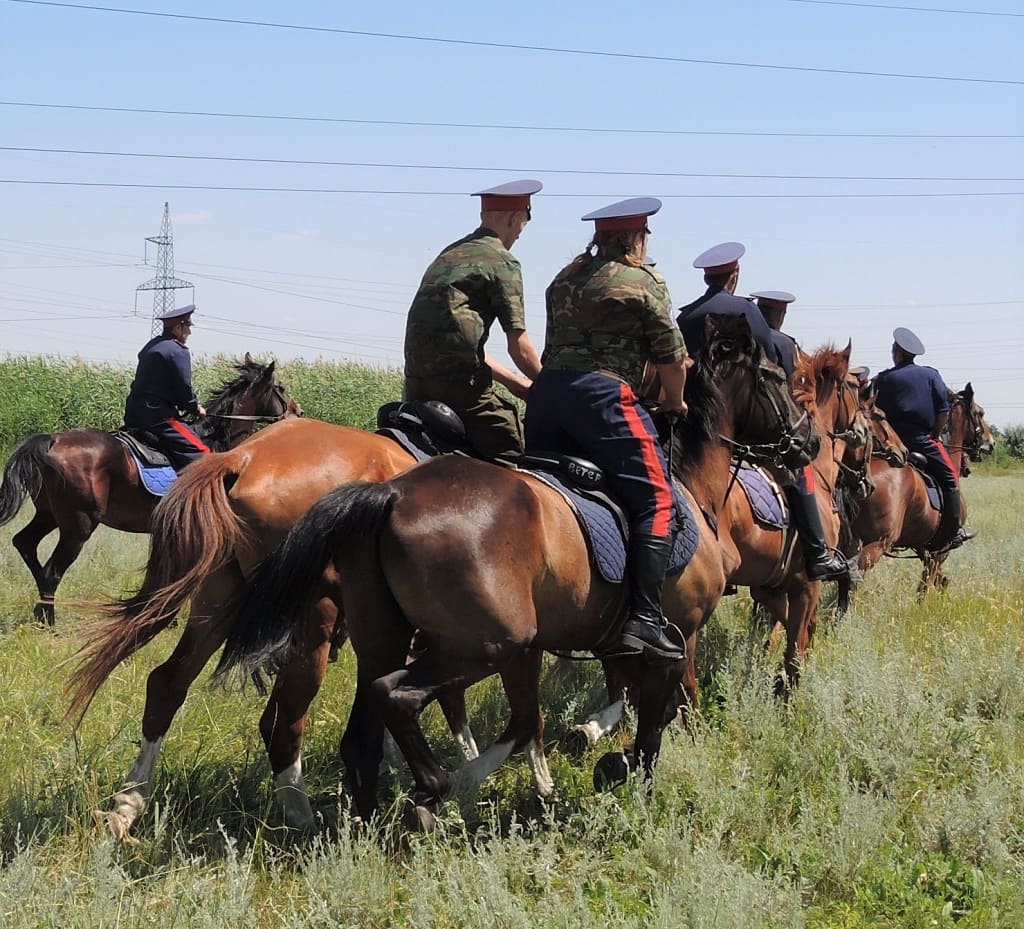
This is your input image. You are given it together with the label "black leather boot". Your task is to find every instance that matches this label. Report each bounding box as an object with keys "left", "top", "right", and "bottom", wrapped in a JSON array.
[
  {"left": 936, "top": 488, "right": 977, "bottom": 550},
  {"left": 788, "top": 487, "right": 850, "bottom": 581},
  {"left": 611, "top": 532, "right": 686, "bottom": 662}
]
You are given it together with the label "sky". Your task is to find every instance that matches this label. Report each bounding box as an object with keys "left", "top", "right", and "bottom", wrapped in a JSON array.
[{"left": 1, "top": 0, "right": 1022, "bottom": 425}]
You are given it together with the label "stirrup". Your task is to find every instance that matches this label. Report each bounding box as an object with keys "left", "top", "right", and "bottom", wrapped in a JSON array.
[{"left": 806, "top": 549, "right": 851, "bottom": 582}]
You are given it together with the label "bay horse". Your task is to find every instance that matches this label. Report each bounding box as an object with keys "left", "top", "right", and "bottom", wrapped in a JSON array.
[
  {"left": 567, "top": 346, "right": 869, "bottom": 754},
  {"left": 215, "top": 314, "right": 820, "bottom": 830},
  {"left": 840, "top": 383, "right": 990, "bottom": 600},
  {"left": 0, "top": 354, "right": 299, "bottom": 625}
]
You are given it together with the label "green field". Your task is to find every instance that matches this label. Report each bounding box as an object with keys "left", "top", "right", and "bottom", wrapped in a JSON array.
[{"left": 1, "top": 358, "right": 1023, "bottom": 927}]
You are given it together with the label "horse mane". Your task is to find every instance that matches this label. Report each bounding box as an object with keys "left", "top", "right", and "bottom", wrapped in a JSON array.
[
  {"left": 200, "top": 358, "right": 273, "bottom": 449},
  {"left": 792, "top": 344, "right": 849, "bottom": 409},
  {"left": 671, "top": 354, "right": 726, "bottom": 475}
]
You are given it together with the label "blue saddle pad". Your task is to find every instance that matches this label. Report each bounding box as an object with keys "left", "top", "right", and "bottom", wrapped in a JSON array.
[
  {"left": 526, "top": 470, "right": 700, "bottom": 584},
  {"left": 134, "top": 456, "right": 178, "bottom": 496},
  {"left": 377, "top": 427, "right": 433, "bottom": 462},
  {"left": 736, "top": 465, "right": 788, "bottom": 529}
]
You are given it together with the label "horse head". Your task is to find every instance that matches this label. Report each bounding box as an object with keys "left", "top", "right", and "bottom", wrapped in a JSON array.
[
  {"left": 952, "top": 382, "right": 994, "bottom": 462},
  {"left": 700, "top": 313, "right": 820, "bottom": 471},
  {"left": 794, "top": 341, "right": 869, "bottom": 453},
  {"left": 202, "top": 355, "right": 302, "bottom": 449}
]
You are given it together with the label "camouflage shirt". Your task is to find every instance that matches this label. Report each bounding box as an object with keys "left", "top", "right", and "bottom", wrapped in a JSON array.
[
  {"left": 404, "top": 227, "right": 526, "bottom": 380},
  {"left": 541, "top": 248, "right": 687, "bottom": 391}
]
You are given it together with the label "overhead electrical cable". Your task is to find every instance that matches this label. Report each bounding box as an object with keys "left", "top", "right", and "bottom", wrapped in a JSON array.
[{"left": 7, "top": 1, "right": 1021, "bottom": 86}]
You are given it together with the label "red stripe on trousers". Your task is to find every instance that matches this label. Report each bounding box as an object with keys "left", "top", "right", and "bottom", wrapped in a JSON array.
[
  {"left": 929, "top": 437, "right": 959, "bottom": 486},
  {"left": 802, "top": 464, "right": 815, "bottom": 493},
  {"left": 619, "top": 385, "right": 673, "bottom": 537},
  {"left": 165, "top": 418, "right": 211, "bottom": 453}
]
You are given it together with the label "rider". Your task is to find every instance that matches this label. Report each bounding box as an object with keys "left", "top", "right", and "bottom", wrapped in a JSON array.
[
  {"left": 873, "top": 326, "right": 976, "bottom": 549},
  {"left": 749, "top": 289, "right": 849, "bottom": 580},
  {"left": 525, "top": 197, "right": 687, "bottom": 661},
  {"left": 124, "top": 304, "right": 210, "bottom": 470},
  {"left": 403, "top": 179, "right": 544, "bottom": 464}
]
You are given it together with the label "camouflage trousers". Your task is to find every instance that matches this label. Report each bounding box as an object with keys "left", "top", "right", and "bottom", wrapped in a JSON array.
[{"left": 403, "top": 373, "right": 524, "bottom": 464}]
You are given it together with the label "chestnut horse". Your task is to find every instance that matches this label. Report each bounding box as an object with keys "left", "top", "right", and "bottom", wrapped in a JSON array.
[
  {"left": 215, "top": 315, "right": 819, "bottom": 829},
  {"left": 840, "top": 383, "right": 991, "bottom": 600},
  {"left": 66, "top": 417, "right": 427, "bottom": 839},
  {"left": 721, "top": 344, "right": 868, "bottom": 690},
  {"left": 0, "top": 355, "right": 299, "bottom": 625}
]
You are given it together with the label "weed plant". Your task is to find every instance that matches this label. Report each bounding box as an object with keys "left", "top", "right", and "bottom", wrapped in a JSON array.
[{"left": 0, "top": 422, "right": 1023, "bottom": 924}]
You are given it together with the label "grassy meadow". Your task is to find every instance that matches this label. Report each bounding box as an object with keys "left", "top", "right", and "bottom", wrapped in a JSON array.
[{"left": 1, "top": 357, "right": 1023, "bottom": 927}]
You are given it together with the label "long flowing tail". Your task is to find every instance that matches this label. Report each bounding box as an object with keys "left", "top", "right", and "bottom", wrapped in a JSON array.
[
  {"left": 66, "top": 449, "right": 253, "bottom": 720},
  {"left": 0, "top": 434, "right": 53, "bottom": 525},
  {"left": 215, "top": 480, "right": 398, "bottom": 682}
]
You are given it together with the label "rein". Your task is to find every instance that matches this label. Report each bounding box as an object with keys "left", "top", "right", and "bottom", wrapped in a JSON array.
[{"left": 204, "top": 412, "right": 289, "bottom": 422}]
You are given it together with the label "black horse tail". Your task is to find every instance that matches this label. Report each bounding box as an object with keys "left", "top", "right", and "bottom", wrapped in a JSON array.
[
  {"left": 0, "top": 434, "right": 53, "bottom": 526},
  {"left": 215, "top": 480, "right": 398, "bottom": 681}
]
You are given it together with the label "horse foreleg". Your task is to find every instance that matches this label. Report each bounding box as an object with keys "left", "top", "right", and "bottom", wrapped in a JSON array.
[
  {"left": 11, "top": 507, "right": 57, "bottom": 625},
  {"left": 778, "top": 581, "right": 820, "bottom": 695},
  {"left": 94, "top": 565, "right": 242, "bottom": 841},
  {"left": 438, "top": 690, "right": 480, "bottom": 761}
]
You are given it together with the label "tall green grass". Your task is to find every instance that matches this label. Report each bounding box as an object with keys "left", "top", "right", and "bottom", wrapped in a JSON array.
[
  {"left": 0, "top": 355, "right": 405, "bottom": 457},
  {"left": 1, "top": 470, "right": 1022, "bottom": 926}
]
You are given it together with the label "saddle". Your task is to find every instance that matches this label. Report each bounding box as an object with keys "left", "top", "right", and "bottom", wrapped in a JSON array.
[
  {"left": 376, "top": 400, "right": 471, "bottom": 459},
  {"left": 907, "top": 453, "right": 942, "bottom": 512},
  {"left": 112, "top": 429, "right": 177, "bottom": 497}
]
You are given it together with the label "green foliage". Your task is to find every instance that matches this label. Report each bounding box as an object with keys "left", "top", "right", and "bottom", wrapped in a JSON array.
[
  {"left": 2, "top": 465, "right": 1024, "bottom": 925},
  {"left": 0, "top": 354, "right": 404, "bottom": 458},
  {"left": 1000, "top": 424, "right": 1024, "bottom": 460}
]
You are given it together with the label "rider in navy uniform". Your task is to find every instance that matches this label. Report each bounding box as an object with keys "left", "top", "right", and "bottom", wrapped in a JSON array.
[
  {"left": 124, "top": 304, "right": 210, "bottom": 470},
  {"left": 750, "top": 290, "right": 799, "bottom": 378},
  {"left": 873, "top": 327, "right": 975, "bottom": 549},
  {"left": 526, "top": 197, "right": 687, "bottom": 661}
]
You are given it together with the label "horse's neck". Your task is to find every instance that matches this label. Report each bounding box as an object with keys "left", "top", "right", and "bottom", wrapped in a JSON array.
[
  {"left": 945, "top": 404, "right": 969, "bottom": 473},
  {"left": 675, "top": 395, "right": 748, "bottom": 517}
]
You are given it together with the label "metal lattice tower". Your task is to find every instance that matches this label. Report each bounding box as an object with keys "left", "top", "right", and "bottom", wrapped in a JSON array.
[{"left": 135, "top": 202, "right": 194, "bottom": 335}]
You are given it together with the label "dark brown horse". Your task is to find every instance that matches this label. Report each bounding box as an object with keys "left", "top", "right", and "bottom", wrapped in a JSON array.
[
  {"left": 215, "top": 315, "right": 819, "bottom": 829},
  {"left": 0, "top": 354, "right": 299, "bottom": 625},
  {"left": 840, "top": 383, "right": 990, "bottom": 600}
]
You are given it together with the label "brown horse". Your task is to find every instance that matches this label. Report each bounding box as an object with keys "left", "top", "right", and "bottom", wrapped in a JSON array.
[
  {"left": 0, "top": 354, "right": 299, "bottom": 625},
  {"left": 66, "top": 417, "right": 430, "bottom": 839},
  {"left": 215, "top": 314, "right": 819, "bottom": 829},
  {"left": 840, "top": 383, "right": 990, "bottom": 599},
  {"left": 567, "top": 346, "right": 869, "bottom": 753},
  {"left": 721, "top": 344, "right": 868, "bottom": 690}
]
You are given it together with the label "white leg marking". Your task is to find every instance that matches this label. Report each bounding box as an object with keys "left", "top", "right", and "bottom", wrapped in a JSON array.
[
  {"left": 450, "top": 740, "right": 515, "bottom": 795},
  {"left": 574, "top": 698, "right": 625, "bottom": 747},
  {"left": 274, "top": 757, "right": 315, "bottom": 832},
  {"left": 525, "top": 740, "right": 555, "bottom": 797},
  {"left": 96, "top": 736, "right": 164, "bottom": 841},
  {"left": 453, "top": 724, "right": 480, "bottom": 761}
]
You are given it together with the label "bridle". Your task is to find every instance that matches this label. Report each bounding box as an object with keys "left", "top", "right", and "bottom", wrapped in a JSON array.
[
  {"left": 941, "top": 393, "right": 983, "bottom": 460},
  {"left": 204, "top": 380, "right": 299, "bottom": 423}
]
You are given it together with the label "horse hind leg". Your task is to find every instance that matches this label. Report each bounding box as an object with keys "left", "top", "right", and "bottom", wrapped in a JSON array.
[
  {"left": 11, "top": 506, "right": 58, "bottom": 625},
  {"left": 94, "top": 563, "right": 244, "bottom": 841}
]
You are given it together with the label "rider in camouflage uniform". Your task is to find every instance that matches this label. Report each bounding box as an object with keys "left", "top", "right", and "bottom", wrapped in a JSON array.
[
  {"left": 525, "top": 197, "right": 688, "bottom": 661},
  {"left": 403, "top": 180, "right": 543, "bottom": 464}
]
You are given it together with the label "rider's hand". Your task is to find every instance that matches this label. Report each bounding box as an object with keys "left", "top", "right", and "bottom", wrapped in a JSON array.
[
  {"left": 197, "top": 404, "right": 207, "bottom": 417},
  {"left": 658, "top": 402, "right": 688, "bottom": 424}
]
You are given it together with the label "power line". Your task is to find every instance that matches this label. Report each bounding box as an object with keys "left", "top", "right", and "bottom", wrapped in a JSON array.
[
  {"left": 4, "top": 145, "right": 1021, "bottom": 183},
  {"left": 3, "top": 101, "right": 1019, "bottom": 140},
  {"left": 786, "top": 0, "right": 1024, "bottom": 16},
  {"left": 8, "top": 0, "right": 1022, "bottom": 86},
  {"left": 4, "top": 179, "right": 1023, "bottom": 199}
]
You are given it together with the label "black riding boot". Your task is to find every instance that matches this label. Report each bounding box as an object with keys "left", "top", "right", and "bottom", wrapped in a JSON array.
[
  {"left": 788, "top": 488, "right": 850, "bottom": 581},
  {"left": 613, "top": 532, "right": 686, "bottom": 662},
  {"left": 935, "top": 488, "right": 977, "bottom": 550}
]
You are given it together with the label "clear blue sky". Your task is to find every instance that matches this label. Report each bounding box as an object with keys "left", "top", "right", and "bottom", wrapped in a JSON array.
[{"left": 2, "top": 0, "right": 1022, "bottom": 425}]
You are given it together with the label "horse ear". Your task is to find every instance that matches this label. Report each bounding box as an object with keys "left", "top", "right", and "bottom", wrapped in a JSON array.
[
  {"left": 840, "top": 340, "right": 852, "bottom": 363},
  {"left": 244, "top": 351, "right": 254, "bottom": 365}
]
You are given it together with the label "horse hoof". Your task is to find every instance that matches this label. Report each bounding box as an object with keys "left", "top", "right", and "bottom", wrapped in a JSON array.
[
  {"left": 402, "top": 802, "right": 438, "bottom": 834},
  {"left": 593, "top": 751, "right": 630, "bottom": 792},
  {"left": 92, "top": 809, "right": 140, "bottom": 846},
  {"left": 563, "top": 727, "right": 593, "bottom": 760},
  {"left": 33, "top": 601, "right": 55, "bottom": 627}
]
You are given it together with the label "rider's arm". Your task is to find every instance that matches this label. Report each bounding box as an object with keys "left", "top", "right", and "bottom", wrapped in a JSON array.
[
  {"left": 485, "top": 354, "right": 532, "bottom": 401},
  {"left": 167, "top": 346, "right": 201, "bottom": 417},
  {"left": 932, "top": 410, "right": 949, "bottom": 440},
  {"left": 505, "top": 328, "right": 542, "bottom": 379},
  {"left": 655, "top": 358, "right": 688, "bottom": 416}
]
